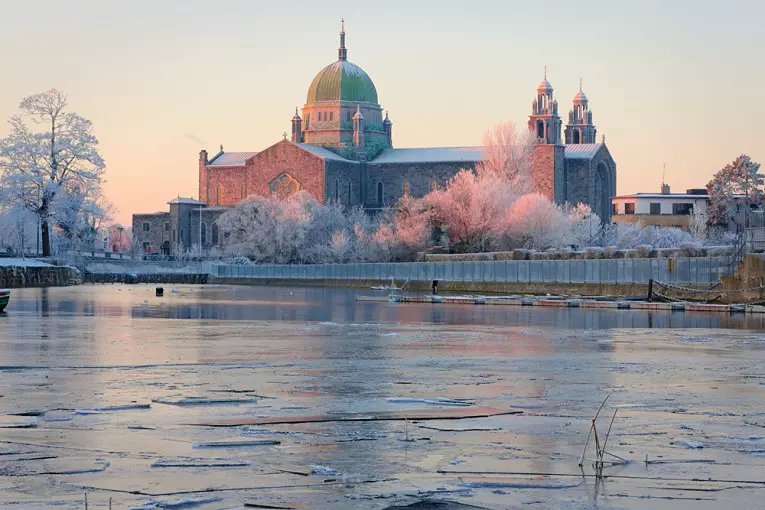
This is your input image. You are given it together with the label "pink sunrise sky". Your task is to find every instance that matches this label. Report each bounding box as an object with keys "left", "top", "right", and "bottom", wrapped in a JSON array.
[{"left": 0, "top": 0, "right": 763, "bottom": 225}]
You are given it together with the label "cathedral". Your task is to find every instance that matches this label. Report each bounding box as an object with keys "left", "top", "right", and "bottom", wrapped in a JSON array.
[{"left": 135, "top": 22, "right": 616, "bottom": 254}]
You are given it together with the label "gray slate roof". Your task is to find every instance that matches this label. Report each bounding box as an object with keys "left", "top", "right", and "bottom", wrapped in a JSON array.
[
  {"left": 296, "top": 144, "right": 352, "bottom": 161},
  {"left": 208, "top": 152, "right": 257, "bottom": 166},
  {"left": 372, "top": 146, "right": 483, "bottom": 164},
  {"left": 167, "top": 197, "right": 205, "bottom": 205},
  {"left": 563, "top": 143, "right": 603, "bottom": 159}
]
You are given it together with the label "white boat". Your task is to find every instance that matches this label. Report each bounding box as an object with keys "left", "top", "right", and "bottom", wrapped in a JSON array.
[
  {"left": 371, "top": 277, "right": 401, "bottom": 291},
  {"left": 0, "top": 289, "right": 10, "bottom": 313}
]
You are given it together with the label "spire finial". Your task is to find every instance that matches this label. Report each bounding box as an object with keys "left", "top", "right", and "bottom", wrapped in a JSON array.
[
  {"left": 580, "top": 77, "right": 583, "bottom": 92},
  {"left": 219, "top": 144, "right": 223, "bottom": 152},
  {"left": 544, "top": 65, "right": 547, "bottom": 80},
  {"left": 338, "top": 19, "right": 347, "bottom": 60},
  {"left": 295, "top": 107, "right": 298, "bottom": 115}
]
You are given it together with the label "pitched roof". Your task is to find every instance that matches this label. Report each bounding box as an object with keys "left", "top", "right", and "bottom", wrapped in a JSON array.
[
  {"left": 208, "top": 151, "right": 257, "bottom": 166},
  {"left": 371, "top": 146, "right": 483, "bottom": 164},
  {"left": 295, "top": 143, "right": 353, "bottom": 161},
  {"left": 168, "top": 197, "right": 205, "bottom": 205},
  {"left": 564, "top": 143, "right": 603, "bottom": 159}
]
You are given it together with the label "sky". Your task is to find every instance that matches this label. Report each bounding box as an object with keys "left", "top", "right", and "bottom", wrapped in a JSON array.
[{"left": 0, "top": 0, "right": 763, "bottom": 225}]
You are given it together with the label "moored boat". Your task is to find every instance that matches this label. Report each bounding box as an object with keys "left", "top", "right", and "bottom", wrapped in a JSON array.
[{"left": 0, "top": 289, "right": 9, "bottom": 312}]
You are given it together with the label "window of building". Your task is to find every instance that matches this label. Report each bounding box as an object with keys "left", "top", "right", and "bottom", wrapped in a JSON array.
[
  {"left": 142, "top": 242, "right": 151, "bottom": 253},
  {"left": 377, "top": 181, "right": 383, "bottom": 205},
  {"left": 403, "top": 181, "right": 409, "bottom": 197},
  {"left": 164, "top": 222, "right": 169, "bottom": 232},
  {"left": 172, "top": 229, "right": 176, "bottom": 242},
  {"left": 335, "top": 179, "right": 340, "bottom": 202},
  {"left": 305, "top": 114, "right": 310, "bottom": 129},
  {"left": 142, "top": 222, "right": 150, "bottom": 232},
  {"left": 329, "top": 111, "right": 333, "bottom": 121},
  {"left": 179, "top": 229, "right": 184, "bottom": 244},
  {"left": 212, "top": 223, "right": 219, "bottom": 245},
  {"left": 347, "top": 111, "right": 352, "bottom": 121},
  {"left": 241, "top": 184, "right": 246, "bottom": 199},
  {"left": 612, "top": 203, "right": 618, "bottom": 215},
  {"left": 624, "top": 203, "right": 635, "bottom": 215},
  {"left": 347, "top": 180, "right": 352, "bottom": 204},
  {"left": 201, "top": 223, "right": 207, "bottom": 245},
  {"left": 650, "top": 203, "right": 661, "bottom": 215},
  {"left": 216, "top": 184, "right": 223, "bottom": 205},
  {"left": 672, "top": 203, "right": 693, "bottom": 215}
]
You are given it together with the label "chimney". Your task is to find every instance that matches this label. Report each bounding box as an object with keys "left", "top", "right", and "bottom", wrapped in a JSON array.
[{"left": 661, "top": 183, "right": 670, "bottom": 195}]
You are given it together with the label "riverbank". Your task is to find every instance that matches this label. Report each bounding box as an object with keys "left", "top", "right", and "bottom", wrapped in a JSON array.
[{"left": 0, "top": 261, "right": 78, "bottom": 288}]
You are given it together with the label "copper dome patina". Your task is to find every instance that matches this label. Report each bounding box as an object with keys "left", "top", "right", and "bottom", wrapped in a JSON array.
[{"left": 306, "top": 21, "right": 379, "bottom": 105}]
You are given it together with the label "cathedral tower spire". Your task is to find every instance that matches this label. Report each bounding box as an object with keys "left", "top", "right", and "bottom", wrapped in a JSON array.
[
  {"left": 338, "top": 18, "right": 347, "bottom": 61},
  {"left": 527, "top": 68, "right": 562, "bottom": 145},
  {"left": 565, "top": 78, "right": 597, "bottom": 144}
]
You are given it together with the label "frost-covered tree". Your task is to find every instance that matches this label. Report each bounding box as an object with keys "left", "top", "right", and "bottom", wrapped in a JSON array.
[
  {"left": 688, "top": 208, "right": 709, "bottom": 242},
  {"left": 477, "top": 121, "right": 535, "bottom": 193},
  {"left": 706, "top": 154, "right": 762, "bottom": 226},
  {"left": 0, "top": 90, "right": 106, "bottom": 256}
]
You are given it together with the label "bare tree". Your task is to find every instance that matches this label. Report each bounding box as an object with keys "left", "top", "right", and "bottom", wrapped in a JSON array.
[{"left": 0, "top": 90, "right": 105, "bottom": 256}]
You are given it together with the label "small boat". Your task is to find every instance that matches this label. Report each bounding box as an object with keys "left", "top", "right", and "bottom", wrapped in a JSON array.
[
  {"left": 371, "top": 277, "right": 401, "bottom": 291},
  {"left": 0, "top": 289, "right": 9, "bottom": 313}
]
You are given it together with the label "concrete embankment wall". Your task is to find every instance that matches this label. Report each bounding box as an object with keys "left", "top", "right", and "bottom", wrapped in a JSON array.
[
  {"left": 209, "top": 257, "right": 730, "bottom": 296},
  {"left": 84, "top": 273, "right": 209, "bottom": 284},
  {"left": 211, "top": 276, "right": 651, "bottom": 297},
  {"left": 0, "top": 266, "right": 78, "bottom": 288}
]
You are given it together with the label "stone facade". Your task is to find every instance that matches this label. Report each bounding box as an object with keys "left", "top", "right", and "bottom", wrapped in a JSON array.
[{"left": 134, "top": 23, "right": 618, "bottom": 254}]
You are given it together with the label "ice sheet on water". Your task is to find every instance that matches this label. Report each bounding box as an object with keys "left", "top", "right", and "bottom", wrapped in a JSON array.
[
  {"left": 129, "top": 496, "right": 221, "bottom": 509},
  {"left": 152, "top": 459, "right": 251, "bottom": 468},
  {"left": 75, "top": 404, "right": 151, "bottom": 413},
  {"left": 311, "top": 465, "right": 340, "bottom": 475},
  {"left": 386, "top": 397, "right": 472, "bottom": 407},
  {"left": 192, "top": 439, "right": 280, "bottom": 448}
]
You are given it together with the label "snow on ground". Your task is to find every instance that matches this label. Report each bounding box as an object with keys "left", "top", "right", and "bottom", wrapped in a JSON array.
[{"left": 0, "top": 258, "right": 54, "bottom": 267}]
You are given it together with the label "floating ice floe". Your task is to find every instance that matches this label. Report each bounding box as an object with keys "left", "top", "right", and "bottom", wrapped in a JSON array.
[
  {"left": 417, "top": 424, "right": 501, "bottom": 432},
  {"left": 386, "top": 397, "right": 472, "bottom": 407},
  {"left": 152, "top": 396, "right": 258, "bottom": 406},
  {"left": 151, "top": 459, "right": 251, "bottom": 468},
  {"left": 129, "top": 496, "right": 221, "bottom": 509},
  {"left": 311, "top": 465, "right": 340, "bottom": 476},
  {"left": 192, "top": 439, "right": 280, "bottom": 448},
  {"left": 75, "top": 403, "right": 151, "bottom": 413}
]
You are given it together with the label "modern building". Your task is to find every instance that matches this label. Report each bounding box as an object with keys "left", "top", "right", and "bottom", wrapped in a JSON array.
[
  {"left": 612, "top": 188, "right": 709, "bottom": 231},
  {"left": 134, "top": 22, "right": 618, "bottom": 254}
]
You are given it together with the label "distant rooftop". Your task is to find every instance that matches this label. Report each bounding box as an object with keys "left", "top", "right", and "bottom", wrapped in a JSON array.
[
  {"left": 563, "top": 143, "right": 603, "bottom": 159},
  {"left": 208, "top": 151, "right": 257, "bottom": 166},
  {"left": 168, "top": 197, "right": 205, "bottom": 205},
  {"left": 372, "top": 146, "right": 483, "bottom": 164},
  {"left": 296, "top": 143, "right": 352, "bottom": 161},
  {"left": 613, "top": 193, "right": 710, "bottom": 200}
]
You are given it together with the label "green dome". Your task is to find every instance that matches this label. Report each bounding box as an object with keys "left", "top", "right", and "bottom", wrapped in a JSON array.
[{"left": 306, "top": 60, "right": 379, "bottom": 105}]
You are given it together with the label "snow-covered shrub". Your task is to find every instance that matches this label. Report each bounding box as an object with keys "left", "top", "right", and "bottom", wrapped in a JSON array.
[
  {"left": 650, "top": 227, "right": 692, "bottom": 249},
  {"left": 223, "top": 256, "right": 252, "bottom": 265}
]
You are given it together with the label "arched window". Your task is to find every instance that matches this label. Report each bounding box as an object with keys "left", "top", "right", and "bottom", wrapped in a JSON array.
[
  {"left": 430, "top": 180, "right": 438, "bottom": 192},
  {"left": 201, "top": 222, "right": 207, "bottom": 245},
  {"left": 179, "top": 228, "right": 184, "bottom": 245},
  {"left": 377, "top": 181, "right": 383, "bottom": 205},
  {"left": 241, "top": 184, "right": 246, "bottom": 199},
  {"left": 536, "top": 120, "right": 544, "bottom": 139},
  {"left": 216, "top": 184, "right": 223, "bottom": 205},
  {"left": 305, "top": 114, "right": 310, "bottom": 129},
  {"left": 347, "top": 180, "right": 352, "bottom": 204},
  {"left": 403, "top": 181, "right": 409, "bottom": 197},
  {"left": 329, "top": 111, "right": 333, "bottom": 121},
  {"left": 335, "top": 179, "right": 339, "bottom": 202},
  {"left": 572, "top": 129, "right": 580, "bottom": 144},
  {"left": 347, "top": 111, "right": 352, "bottom": 121},
  {"left": 211, "top": 223, "right": 219, "bottom": 245}
]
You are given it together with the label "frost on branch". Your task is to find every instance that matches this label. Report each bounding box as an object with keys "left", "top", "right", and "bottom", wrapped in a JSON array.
[{"left": 0, "top": 89, "right": 107, "bottom": 256}]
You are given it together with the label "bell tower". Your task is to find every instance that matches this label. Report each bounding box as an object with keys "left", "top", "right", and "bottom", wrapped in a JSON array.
[
  {"left": 565, "top": 79, "right": 597, "bottom": 144},
  {"left": 527, "top": 68, "right": 562, "bottom": 145},
  {"left": 527, "top": 69, "right": 565, "bottom": 203}
]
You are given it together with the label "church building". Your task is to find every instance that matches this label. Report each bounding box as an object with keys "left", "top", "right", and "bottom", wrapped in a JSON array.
[{"left": 134, "top": 22, "right": 617, "bottom": 254}]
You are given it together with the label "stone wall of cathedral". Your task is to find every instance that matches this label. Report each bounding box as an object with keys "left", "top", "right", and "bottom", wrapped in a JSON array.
[
  {"left": 364, "top": 161, "right": 477, "bottom": 208},
  {"left": 531, "top": 145, "right": 565, "bottom": 203}
]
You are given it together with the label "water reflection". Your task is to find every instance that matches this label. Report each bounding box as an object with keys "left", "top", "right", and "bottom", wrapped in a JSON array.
[{"left": 2, "top": 284, "right": 764, "bottom": 329}]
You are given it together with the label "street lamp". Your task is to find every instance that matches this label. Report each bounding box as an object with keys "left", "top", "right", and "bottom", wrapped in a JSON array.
[{"left": 117, "top": 226, "right": 124, "bottom": 252}]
